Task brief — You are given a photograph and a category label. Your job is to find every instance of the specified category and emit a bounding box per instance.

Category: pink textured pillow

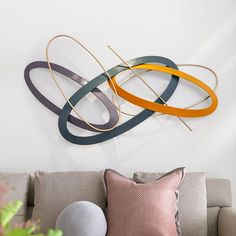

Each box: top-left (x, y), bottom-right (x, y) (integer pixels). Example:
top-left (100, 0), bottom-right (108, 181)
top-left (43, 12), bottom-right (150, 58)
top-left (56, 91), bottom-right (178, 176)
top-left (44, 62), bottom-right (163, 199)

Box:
top-left (104, 168), bottom-right (185, 236)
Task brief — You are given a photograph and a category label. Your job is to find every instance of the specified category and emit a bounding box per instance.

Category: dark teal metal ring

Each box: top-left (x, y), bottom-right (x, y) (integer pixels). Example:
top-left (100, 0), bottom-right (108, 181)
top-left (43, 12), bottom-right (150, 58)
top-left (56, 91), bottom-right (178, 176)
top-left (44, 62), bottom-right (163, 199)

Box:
top-left (58, 56), bottom-right (179, 145)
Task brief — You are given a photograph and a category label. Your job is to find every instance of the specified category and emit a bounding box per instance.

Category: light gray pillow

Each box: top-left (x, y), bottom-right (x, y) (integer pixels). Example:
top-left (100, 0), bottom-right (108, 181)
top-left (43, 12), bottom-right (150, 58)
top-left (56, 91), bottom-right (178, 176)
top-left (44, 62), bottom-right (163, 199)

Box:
top-left (32, 171), bottom-right (106, 233)
top-left (56, 201), bottom-right (107, 236)
top-left (133, 172), bottom-right (207, 236)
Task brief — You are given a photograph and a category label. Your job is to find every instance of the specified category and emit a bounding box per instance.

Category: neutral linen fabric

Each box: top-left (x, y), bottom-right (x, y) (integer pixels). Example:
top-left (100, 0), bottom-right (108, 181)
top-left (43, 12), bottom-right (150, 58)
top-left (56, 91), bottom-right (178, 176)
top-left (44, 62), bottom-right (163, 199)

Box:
top-left (105, 168), bottom-right (185, 236)
top-left (134, 172), bottom-right (207, 236)
top-left (218, 207), bottom-right (236, 236)
top-left (56, 201), bottom-right (107, 236)
top-left (206, 179), bottom-right (232, 207)
top-left (32, 171), bottom-right (106, 233)
top-left (0, 172), bottom-right (30, 222)
top-left (2, 169), bottom-right (230, 236)
top-left (207, 207), bottom-right (220, 236)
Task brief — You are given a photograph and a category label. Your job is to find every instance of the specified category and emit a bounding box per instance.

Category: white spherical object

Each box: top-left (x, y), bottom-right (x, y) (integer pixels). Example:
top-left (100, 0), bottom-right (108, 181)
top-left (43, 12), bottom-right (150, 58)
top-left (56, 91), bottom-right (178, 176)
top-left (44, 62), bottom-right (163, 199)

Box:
top-left (56, 201), bottom-right (107, 236)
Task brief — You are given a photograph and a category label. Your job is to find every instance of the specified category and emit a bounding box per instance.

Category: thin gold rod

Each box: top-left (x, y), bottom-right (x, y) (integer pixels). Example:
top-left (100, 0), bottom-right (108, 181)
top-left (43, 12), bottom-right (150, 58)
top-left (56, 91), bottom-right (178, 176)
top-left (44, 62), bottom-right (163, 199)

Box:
top-left (107, 45), bottom-right (192, 132)
top-left (45, 35), bottom-right (121, 132)
top-left (112, 70), bottom-right (151, 116)
top-left (177, 64), bottom-right (218, 107)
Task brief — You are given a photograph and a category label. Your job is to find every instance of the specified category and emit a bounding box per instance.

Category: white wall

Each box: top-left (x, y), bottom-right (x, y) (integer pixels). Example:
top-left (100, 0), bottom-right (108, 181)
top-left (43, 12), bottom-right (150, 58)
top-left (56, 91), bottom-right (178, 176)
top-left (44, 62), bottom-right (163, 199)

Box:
top-left (1, 0), bottom-right (236, 206)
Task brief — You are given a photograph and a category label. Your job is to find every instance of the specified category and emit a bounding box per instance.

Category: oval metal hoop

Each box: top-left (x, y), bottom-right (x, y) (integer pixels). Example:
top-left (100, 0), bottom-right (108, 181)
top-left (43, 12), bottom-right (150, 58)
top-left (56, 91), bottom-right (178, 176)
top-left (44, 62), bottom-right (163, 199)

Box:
top-left (58, 56), bottom-right (179, 145)
top-left (109, 64), bottom-right (218, 117)
top-left (24, 61), bottom-right (119, 131)
top-left (111, 64), bottom-right (218, 116)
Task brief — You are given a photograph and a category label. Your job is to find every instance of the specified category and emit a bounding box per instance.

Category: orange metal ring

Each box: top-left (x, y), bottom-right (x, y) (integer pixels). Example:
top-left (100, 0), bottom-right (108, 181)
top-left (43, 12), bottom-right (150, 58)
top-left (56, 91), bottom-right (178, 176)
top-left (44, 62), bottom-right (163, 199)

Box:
top-left (108, 64), bottom-right (218, 117)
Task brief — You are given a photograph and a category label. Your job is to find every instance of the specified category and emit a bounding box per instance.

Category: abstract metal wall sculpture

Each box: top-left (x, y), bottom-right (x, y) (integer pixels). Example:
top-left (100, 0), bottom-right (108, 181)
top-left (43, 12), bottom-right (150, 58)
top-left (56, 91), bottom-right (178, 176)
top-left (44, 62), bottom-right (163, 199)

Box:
top-left (24, 35), bottom-right (218, 145)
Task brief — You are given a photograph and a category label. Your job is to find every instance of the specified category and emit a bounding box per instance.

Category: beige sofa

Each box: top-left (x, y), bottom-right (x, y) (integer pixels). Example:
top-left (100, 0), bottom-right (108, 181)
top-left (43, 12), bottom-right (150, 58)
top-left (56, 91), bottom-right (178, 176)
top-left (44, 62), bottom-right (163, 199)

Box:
top-left (0, 171), bottom-right (236, 236)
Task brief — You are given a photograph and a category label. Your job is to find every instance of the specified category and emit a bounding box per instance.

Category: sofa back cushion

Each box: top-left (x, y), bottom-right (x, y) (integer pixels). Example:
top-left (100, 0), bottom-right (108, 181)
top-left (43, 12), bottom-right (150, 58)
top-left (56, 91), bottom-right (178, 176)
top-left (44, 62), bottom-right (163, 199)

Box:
top-left (0, 172), bottom-right (30, 223)
top-left (206, 179), bottom-right (232, 207)
top-left (134, 172), bottom-right (207, 236)
top-left (32, 171), bottom-right (106, 233)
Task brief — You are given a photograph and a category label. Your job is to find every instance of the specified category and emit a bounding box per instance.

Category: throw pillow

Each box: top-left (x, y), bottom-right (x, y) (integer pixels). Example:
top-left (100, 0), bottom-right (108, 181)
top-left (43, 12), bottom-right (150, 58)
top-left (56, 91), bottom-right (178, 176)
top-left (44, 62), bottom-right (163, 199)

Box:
top-left (104, 168), bottom-right (185, 236)
top-left (56, 201), bottom-right (107, 236)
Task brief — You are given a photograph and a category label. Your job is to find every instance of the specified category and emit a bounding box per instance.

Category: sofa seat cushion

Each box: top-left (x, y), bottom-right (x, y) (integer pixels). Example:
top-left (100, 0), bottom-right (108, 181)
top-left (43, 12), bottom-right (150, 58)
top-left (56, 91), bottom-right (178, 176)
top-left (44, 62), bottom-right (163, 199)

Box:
top-left (133, 172), bottom-right (207, 236)
top-left (32, 171), bottom-right (106, 233)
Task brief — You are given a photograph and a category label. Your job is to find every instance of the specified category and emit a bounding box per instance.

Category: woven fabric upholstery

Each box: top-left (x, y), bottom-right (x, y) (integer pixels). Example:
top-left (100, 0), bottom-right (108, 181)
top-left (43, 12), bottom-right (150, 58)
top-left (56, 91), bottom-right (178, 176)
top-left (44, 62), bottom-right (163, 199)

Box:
top-left (1, 171), bottom-right (233, 236)
top-left (32, 171), bottom-right (106, 233)
top-left (134, 172), bottom-right (207, 236)
top-left (0, 172), bottom-right (30, 222)
top-left (218, 207), bottom-right (236, 236)
top-left (207, 207), bottom-right (220, 236)
top-left (105, 168), bottom-right (185, 236)
top-left (206, 179), bottom-right (232, 207)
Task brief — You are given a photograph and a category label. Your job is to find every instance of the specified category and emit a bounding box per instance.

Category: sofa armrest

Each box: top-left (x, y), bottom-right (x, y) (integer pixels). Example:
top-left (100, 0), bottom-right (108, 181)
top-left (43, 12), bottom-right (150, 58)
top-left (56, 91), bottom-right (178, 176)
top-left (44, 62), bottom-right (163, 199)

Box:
top-left (218, 207), bottom-right (236, 236)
